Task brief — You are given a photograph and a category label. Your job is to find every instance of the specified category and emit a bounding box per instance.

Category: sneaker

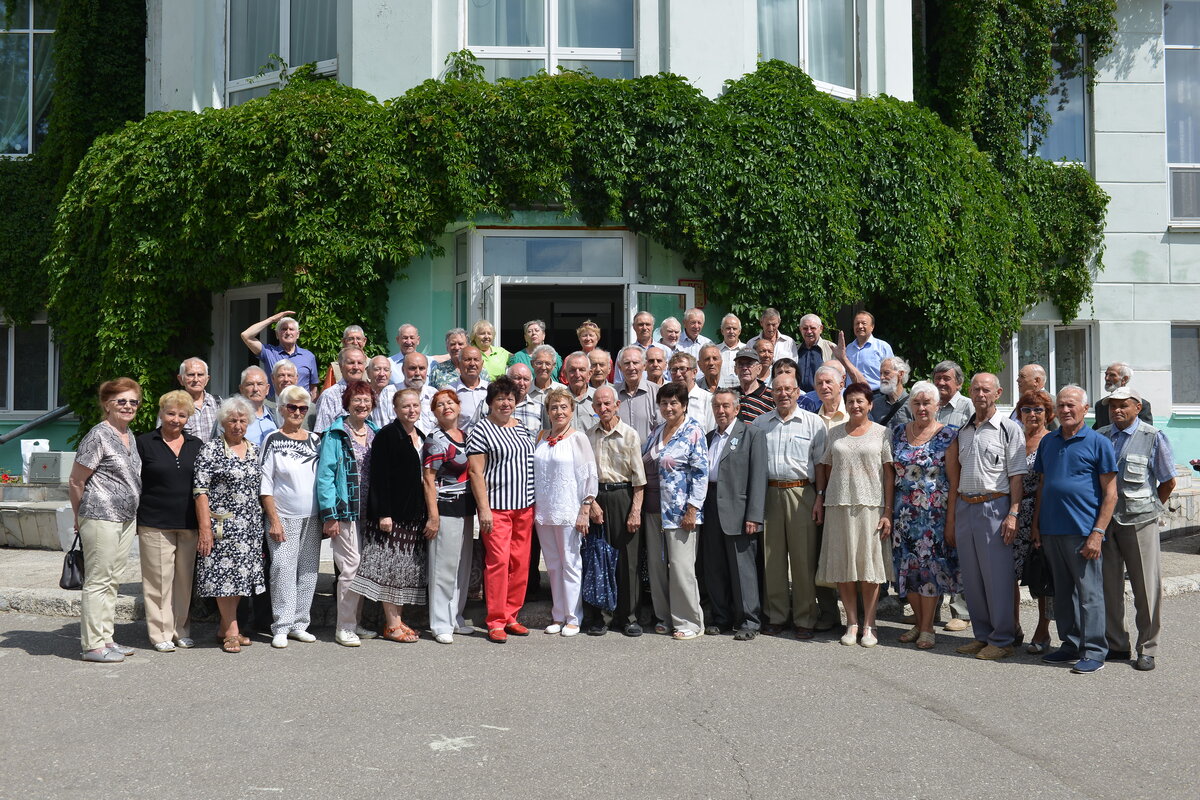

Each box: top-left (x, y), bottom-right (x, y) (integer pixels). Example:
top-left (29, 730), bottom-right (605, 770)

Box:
top-left (174, 637), bottom-right (195, 649)
top-left (434, 633), bottom-right (454, 644)
top-left (81, 647), bottom-right (123, 663)
top-left (975, 644), bottom-right (1014, 660)
top-left (1042, 648), bottom-right (1081, 665)
top-left (944, 618), bottom-right (970, 632)
top-left (271, 634), bottom-right (289, 649)
top-left (1071, 658), bottom-right (1105, 675)
top-left (335, 629), bottom-right (361, 647)
top-left (153, 641), bottom-right (176, 653)
top-left (288, 629), bottom-right (317, 643)
top-left (354, 625), bottom-right (378, 640)
top-left (955, 640), bottom-right (988, 655)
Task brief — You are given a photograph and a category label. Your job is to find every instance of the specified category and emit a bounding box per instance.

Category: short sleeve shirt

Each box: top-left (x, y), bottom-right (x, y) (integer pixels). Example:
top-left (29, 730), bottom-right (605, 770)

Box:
top-left (955, 411), bottom-right (1027, 494)
top-left (261, 343), bottom-right (320, 394)
top-left (259, 430), bottom-right (321, 518)
top-left (76, 422), bottom-right (142, 522)
top-left (423, 428), bottom-right (472, 503)
top-left (1033, 425), bottom-right (1117, 537)
top-left (465, 417), bottom-right (536, 510)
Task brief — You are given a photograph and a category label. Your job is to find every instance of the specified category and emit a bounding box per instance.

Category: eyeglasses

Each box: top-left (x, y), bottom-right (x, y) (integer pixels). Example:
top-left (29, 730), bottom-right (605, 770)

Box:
top-left (284, 404), bottom-right (310, 413)
top-left (1019, 406), bottom-right (1045, 414)
top-left (112, 398), bottom-right (141, 408)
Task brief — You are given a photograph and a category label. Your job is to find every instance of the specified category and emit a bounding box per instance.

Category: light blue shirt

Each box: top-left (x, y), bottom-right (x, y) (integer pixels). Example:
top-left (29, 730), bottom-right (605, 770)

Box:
top-left (845, 335), bottom-right (893, 390)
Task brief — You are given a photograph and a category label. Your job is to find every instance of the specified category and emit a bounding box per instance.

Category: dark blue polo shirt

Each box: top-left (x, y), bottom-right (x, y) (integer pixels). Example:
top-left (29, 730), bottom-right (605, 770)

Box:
top-left (1032, 425), bottom-right (1116, 537)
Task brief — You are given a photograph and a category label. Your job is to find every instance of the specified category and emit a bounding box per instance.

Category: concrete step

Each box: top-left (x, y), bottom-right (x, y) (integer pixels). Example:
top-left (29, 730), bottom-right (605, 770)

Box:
top-left (0, 483), bottom-right (70, 502)
top-left (0, 501), bottom-right (74, 550)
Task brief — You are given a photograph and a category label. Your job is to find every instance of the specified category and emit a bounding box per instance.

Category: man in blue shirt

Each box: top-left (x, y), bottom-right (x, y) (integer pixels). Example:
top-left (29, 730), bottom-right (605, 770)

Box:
top-left (1032, 385), bottom-right (1117, 675)
top-left (240, 310), bottom-right (320, 397)
top-left (843, 311), bottom-right (893, 391)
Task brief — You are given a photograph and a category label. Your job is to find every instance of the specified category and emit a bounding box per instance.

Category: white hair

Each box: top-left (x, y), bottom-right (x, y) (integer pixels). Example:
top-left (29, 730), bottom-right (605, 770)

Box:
top-left (660, 316), bottom-right (681, 332)
top-left (274, 316), bottom-right (299, 331)
top-left (1058, 384), bottom-right (1089, 405)
top-left (721, 313), bottom-right (740, 327)
top-left (178, 357), bottom-right (208, 377)
top-left (216, 395), bottom-right (255, 426)
top-left (239, 365), bottom-right (267, 384)
top-left (397, 323), bottom-right (418, 336)
top-left (619, 345), bottom-right (645, 363)
top-left (684, 308), bottom-right (705, 323)
top-left (799, 313), bottom-right (822, 328)
top-left (1108, 362), bottom-right (1132, 381)
top-left (814, 365), bottom-right (842, 382)
top-left (271, 358), bottom-right (296, 378)
top-left (338, 347), bottom-right (365, 367)
top-left (277, 385), bottom-right (312, 406)
top-left (885, 356), bottom-right (911, 384)
top-left (908, 380), bottom-right (938, 406)
top-left (530, 344), bottom-right (557, 361)
top-left (343, 325), bottom-right (365, 338)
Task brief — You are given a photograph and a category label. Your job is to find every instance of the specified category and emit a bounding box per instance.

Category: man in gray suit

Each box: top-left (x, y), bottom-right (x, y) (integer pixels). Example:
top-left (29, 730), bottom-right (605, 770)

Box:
top-left (700, 388), bottom-right (768, 640)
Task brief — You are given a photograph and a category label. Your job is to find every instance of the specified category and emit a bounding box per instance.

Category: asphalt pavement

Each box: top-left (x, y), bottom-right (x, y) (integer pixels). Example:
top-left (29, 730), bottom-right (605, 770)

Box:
top-left (2, 593), bottom-right (1199, 800)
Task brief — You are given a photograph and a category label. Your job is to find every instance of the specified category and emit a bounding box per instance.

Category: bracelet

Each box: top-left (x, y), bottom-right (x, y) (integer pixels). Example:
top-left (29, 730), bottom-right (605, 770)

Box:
top-left (1091, 527), bottom-right (1105, 535)
top-left (1007, 512), bottom-right (1019, 518)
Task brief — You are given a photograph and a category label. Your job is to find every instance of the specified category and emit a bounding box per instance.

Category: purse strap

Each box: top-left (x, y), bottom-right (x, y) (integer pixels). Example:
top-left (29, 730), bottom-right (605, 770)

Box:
top-left (70, 530), bottom-right (82, 552)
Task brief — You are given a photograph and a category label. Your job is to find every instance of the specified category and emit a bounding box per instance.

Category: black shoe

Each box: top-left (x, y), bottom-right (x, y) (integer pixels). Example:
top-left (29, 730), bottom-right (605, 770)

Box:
top-left (761, 623), bottom-right (784, 636)
top-left (586, 624), bottom-right (608, 636)
top-left (623, 623), bottom-right (643, 637)
top-left (733, 628), bottom-right (758, 641)
top-left (704, 625), bottom-right (724, 636)
top-left (1135, 655), bottom-right (1156, 671)
top-left (1106, 649), bottom-right (1132, 661)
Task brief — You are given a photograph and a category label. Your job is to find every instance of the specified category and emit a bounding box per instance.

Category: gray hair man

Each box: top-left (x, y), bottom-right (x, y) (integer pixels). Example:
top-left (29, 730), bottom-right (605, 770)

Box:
top-left (367, 355), bottom-right (398, 427)
top-left (668, 351), bottom-right (715, 433)
top-left (562, 351), bottom-right (599, 432)
top-left (945, 373), bottom-right (1027, 661)
top-left (450, 345), bottom-right (489, 435)
top-left (176, 357), bottom-right (219, 442)
top-left (239, 310), bottom-right (320, 396)
top-left (232, 365), bottom-right (278, 447)
top-left (396, 351), bottom-right (438, 434)
top-left (1095, 386), bottom-right (1174, 671)
top-left (717, 313), bottom-right (744, 386)
top-left (314, 347), bottom-right (368, 433)
top-left (933, 360), bottom-right (973, 430)
top-left (468, 362), bottom-right (543, 435)
top-left (584, 385), bottom-right (648, 636)
top-left (631, 311), bottom-right (656, 350)
top-left (388, 324), bottom-right (422, 385)
top-left (795, 313), bottom-right (834, 392)
top-left (871, 356), bottom-right (913, 429)
top-left (1093, 361), bottom-right (1153, 429)
top-left (616, 346), bottom-right (660, 442)
top-left (430, 327), bottom-right (469, 389)
top-left (678, 307), bottom-right (713, 358)
top-left (696, 343), bottom-right (728, 392)
top-left (644, 345), bottom-right (668, 387)
top-left (528, 344), bottom-right (566, 405)
top-left (746, 307), bottom-right (797, 363)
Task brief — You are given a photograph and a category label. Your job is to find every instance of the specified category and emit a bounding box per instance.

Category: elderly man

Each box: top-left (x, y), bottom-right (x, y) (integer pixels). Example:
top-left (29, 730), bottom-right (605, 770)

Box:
top-left (227, 366), bottom-right (278, 447)
top-left (367, 355), bottom-right (398, 427)
top-left (562, 351), bottom-right (599, 432)
top-left (324, 325), bottom-right (368, 386)
top-left (669, 352), bottom-right (715, 432)
top-left (946, 373), bottom-right (1027, 661)
top-left (528, 344), bottom-right (566, 405)
top-left (843, 310), bottom-right (893, 390)
top-left (754, 338), bottom-right (776, 388)
top-left (176, 357), bottom-right (219, 442)
top-left (746, 307), bottom-right (796, 363)
top-left (470, 363), bottom-right (544, 435)
top-left (1096, 387), bottom-right (1173, 671)
top-left (696, 344), bottom-right (728, 392)
top-left (451, 346), bottom-right (489, 435)
top-left (795, 314), bottom-right (834, 392)
top-left (239, 310), bottom-right (320, 396)
top-left (735, 346), bottom-right (774, 424)
top-left (430, 327), bottom-right (469, 389)
top-left (616, 346), bottom-right (660, 443)
top-left (588, 348), bottom-right (615, 392)
top-left (392, 351), bottom-right (438, 434)
top-left (387, 323), bottom-right (422, 384)
top-left (314, 347), bottom-right (368, 433)
top-left (810, 363), bottom-right (847, 427)
top-left (716, 314), bottom-right (744, 386)
top-left (702, 388), bottom-right (768, 639)
top-left (871, 356), bottom-right (913, 428)
top-left (678, 308), bottom-right (713, 358)
top-left (657, 317), bottom-right (682, 356)
top-left (265, 358), bottom-right (298, 423)
top-left (644, 345), bottom-right (668, 387)
top-left (752, 373), bottom-right (834, 637)
top-left (631, 311), bottom-right (656, 351)
top-left (1093, 362), bottom-right (1154, 429)
top-left (1008, 363), bottom-right (1059, 430)
top-left (933, 360), bottom-right (974, 430)
top-left (1033, 386), bottom-right (1117, 674)
top-left (585, 385), bottom-right (648, 637)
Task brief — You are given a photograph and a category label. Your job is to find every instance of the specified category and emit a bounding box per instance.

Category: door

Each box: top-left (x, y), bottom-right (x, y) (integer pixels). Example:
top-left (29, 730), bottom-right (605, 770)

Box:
top-left (628, 284), bottom-right (696, 345)
top-left (500, 285), bottom-right (625, 355)
top-left (213, 285), bottom-right (283, 397)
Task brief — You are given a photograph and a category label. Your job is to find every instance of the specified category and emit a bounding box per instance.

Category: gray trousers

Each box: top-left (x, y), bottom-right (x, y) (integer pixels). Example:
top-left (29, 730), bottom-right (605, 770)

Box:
top-left (427, 514), bottom-right (474, 636)
top-left (955, 497), bottom-right (1016, 647)
top-left (1043, 534), bottom-right (1107, 661)
top-left (645, 513), bottom-right (703, 634)
top-left (1103, 519), bottom-right (1162, 656)
top-left (266, 516), bottom-right (323, 635)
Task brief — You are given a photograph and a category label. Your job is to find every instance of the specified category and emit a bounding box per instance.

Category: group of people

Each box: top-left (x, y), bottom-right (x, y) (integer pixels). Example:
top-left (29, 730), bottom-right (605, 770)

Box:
top-left (67, 307), bottom-right (1174, 675)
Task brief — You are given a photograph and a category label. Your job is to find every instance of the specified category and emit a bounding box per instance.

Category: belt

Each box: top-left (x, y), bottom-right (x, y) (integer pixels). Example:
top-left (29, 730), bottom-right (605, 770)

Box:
top-left (768, 479), bottom-right (810, 489)
top-left (959, 492), bottom-right (1008, 504)
top-left (598, 482), bottom-right (632, 492)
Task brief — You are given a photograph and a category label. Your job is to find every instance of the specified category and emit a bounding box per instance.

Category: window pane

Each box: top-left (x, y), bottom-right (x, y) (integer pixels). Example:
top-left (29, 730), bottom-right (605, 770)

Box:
top-left (483, 236), bottom-right (623, 277)
top-left (1173, 325), bottom-right (1200, 402)
top-left (227, 298), bottom-right (264, 391)
top-left (468, 0), bottom-right (544, 47)
top-left (229, 0), bottom-right (280, 81)
top-left (557, 59), bottom-right (634, 79)
top-left (0, 33), bottom-right (30, 154)
top-left (1037, 67), bottom-right (1087, 162)
top-left (1167, 49), bottom-right (1200, 164)
top-left (808, 0), bottom-right (854, 88)
top-left (0, 1), bottom-right (30, 29)
top-left (456, 234), bottom-right (468, 276)
top-left (1053, 328), bottom-right (1087, 394)
top-left (1172, 167), bottom-right (1200, 219)
top-left (13, 324), bottom-right (48, 411)
top-left (290, 0), bottom-right (336, 65)
top-left (31, 31), bottom-right (48, 150)
top-left (455, 281), bottom-right (468, 329)
top-left (559, 0), bottom-right (633, 49)
top-left (758, 0), bottom-right (799, 64)
top-left (480, 58), bottom-right (543, 81)
top-left (33, 0), bottom-right (56, 29)
top-left (1017, 324), bottom-right (1050, 382)
top-left (0, 326), bottom-right (8, 408)
top-left (1165, 0), bottom-right (1200, 46)
top-left (228, 82), bottom-right (275, 106)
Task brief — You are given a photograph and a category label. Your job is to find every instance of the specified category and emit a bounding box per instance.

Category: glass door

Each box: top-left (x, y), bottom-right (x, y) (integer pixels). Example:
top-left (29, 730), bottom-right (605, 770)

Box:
top-left (627, 284), bottom-right (695, 348)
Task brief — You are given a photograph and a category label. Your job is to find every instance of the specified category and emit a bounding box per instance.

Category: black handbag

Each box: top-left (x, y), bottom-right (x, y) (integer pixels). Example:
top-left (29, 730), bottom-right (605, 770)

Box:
top-left (1021, 544), bottom-right (1053, 598)
top-left (59, 531), bottom-right (85, 590)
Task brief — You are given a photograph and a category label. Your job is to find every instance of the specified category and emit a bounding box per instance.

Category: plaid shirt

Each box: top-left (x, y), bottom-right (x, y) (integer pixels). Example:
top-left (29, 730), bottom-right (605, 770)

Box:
top-left (182, 392), bottom-right (219, 443)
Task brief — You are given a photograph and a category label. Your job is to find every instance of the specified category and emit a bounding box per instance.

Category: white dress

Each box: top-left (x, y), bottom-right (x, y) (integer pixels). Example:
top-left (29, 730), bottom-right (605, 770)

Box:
top-left (533, 432), bottom-right (598, 526)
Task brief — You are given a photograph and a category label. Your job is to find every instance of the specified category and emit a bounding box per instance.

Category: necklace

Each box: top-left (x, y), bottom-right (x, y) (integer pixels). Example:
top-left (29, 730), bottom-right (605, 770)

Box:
top-left (547, 429), bottom-right (570, 446)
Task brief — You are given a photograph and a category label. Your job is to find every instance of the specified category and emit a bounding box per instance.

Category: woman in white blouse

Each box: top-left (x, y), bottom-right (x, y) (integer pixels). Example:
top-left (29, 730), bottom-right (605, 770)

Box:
top-left (533, 389), bottom-right (598, 636)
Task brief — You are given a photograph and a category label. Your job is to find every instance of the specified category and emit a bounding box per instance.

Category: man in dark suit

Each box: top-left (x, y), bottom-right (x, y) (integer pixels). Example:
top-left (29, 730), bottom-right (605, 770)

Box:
top-left (1093, 362), bottom-right (1153, 429)
top-left (700, 387), bottom-right (768, 640)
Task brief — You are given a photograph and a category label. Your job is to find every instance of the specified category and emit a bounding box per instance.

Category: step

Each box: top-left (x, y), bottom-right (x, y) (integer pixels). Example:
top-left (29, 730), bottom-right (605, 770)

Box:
top-left (0, 501), bottom-right (74, 550)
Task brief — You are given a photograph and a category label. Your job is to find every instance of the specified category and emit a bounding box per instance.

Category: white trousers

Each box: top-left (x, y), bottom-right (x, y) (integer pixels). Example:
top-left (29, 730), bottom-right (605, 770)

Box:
top-left (79, 518), bottom-right (136, 651)
top-left (536, 522), bottom-right (583, 626)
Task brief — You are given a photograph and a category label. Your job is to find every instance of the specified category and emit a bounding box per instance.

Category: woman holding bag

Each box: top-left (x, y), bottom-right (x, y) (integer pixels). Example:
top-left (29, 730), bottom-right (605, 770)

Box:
top-left (1014, 389), bottom-right (1056, 654)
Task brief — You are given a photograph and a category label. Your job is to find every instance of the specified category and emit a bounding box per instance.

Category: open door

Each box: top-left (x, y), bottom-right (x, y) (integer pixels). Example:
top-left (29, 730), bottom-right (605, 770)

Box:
top-left (627, 284), bottom-right (695, 347)
top-left (475, 275), bottom-right (501, 332)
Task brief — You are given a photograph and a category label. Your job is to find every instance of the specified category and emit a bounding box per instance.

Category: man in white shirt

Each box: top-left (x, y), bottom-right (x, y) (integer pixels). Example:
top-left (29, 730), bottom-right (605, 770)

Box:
top-left (588, 348), bottom-right (615, 392)
top-left (367, 355), bottom-right (398, 427)
top-left (451, 346), bottom-right (489, 435)
top-left (716, 313), bottom-right (744, 386)
top-left (668, 351), bottom-right (715, 432)
top-left (746, 307), bottom-right (796, 363)
top-left (314, 347), bottom-right (367, 433)
top-left (657, 317), bottom-right (682, 357)
top-left (396, 352), bottom-right (439, 435)
top-left (527, 344), bottom-right (566, 405)
top-left (562, 351), bottom-right (599, 432)
top-left (616, 346), bottom-right (660, 443)
top-left (631, 311), bottom-right (656, 352)
top-left (644, 345), bottom-right (668, 388)
top-left (387, 323), bottom-right (422, 385)
top-left (696, 343), bottom-right (731, 391)
top-left (678, 308), bottom-right (713, 358)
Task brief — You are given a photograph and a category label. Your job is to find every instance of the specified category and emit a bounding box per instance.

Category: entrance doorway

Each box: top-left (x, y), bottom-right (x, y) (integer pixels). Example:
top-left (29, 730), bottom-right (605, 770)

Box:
top-left (499, 285), bottom-right (625, 357)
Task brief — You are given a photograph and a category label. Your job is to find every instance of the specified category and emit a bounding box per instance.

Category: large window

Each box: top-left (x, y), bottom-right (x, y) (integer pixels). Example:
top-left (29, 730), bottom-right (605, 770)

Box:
top-left (757, 0), bottom-right (855, 97)
top-left (1166, 0), bottom-right (1200, 220)
top-left (0, 320), bottom-right (60, 413)
top-left (0, 0), bottom-right (55, 156)
top-left (1172, 324), bottom-right (1200, 403)
top-left (1036, 51), bottom-right (1088, 164)
top-left (226, 0), bottom-right (337, 107)
top-left (465, 0), bottom-right (636, 81)
top-left (997, 323), bottom-right (1093, 405)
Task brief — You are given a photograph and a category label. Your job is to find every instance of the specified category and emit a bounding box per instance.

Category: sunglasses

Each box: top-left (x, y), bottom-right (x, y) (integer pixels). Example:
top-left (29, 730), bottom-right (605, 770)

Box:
top-left (284, 404), bottom-right (310, 413)
top-left (1019, 406), bottom-right (1045, 414)
top-left (112, 398), bottom-right (141, 407)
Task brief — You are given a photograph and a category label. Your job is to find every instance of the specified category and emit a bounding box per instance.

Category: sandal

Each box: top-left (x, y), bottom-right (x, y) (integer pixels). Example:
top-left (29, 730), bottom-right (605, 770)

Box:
top-left (382, 623), bottom-right (419, 643)
top-left (916, 631), bottom-right (936, 650)
top-left (672, 629), bottom-right (699, 640)
top-left (654, 622), bottom-right (671, 635)
top-left (215, 633), bottom-right (251, 646)
top-left (898, 625), bottom-right (921, 644)
top-left (221, 635), bottom-right (241, 653)
top-left (1026, 640), bottom-right (1050, 655)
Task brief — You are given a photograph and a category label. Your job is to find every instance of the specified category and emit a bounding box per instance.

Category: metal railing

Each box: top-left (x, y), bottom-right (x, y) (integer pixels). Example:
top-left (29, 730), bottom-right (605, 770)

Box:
top-left (0, 405), bottom-right (73, 445)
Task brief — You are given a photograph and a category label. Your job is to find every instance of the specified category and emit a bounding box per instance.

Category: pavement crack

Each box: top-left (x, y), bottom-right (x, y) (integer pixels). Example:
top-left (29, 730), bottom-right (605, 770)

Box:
top-left (691, 707), bottom-right (755, 799)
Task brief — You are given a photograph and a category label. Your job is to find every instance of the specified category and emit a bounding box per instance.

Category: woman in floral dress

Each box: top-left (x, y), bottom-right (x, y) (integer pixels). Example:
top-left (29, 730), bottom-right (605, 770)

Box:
top-left (1013, 389), bottom-right (1055, 654)
top-left (890, 381), bottom-right (960, 650)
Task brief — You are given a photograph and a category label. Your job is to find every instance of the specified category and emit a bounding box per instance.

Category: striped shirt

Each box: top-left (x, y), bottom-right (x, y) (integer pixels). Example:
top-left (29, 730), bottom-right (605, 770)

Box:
top-left (466, 417), bottom-right (536, 510)
top-left (738, 382), bottom-right (775, 424)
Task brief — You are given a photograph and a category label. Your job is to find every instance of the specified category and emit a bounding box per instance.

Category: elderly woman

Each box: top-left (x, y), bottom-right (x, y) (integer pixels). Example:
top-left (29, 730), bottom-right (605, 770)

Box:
top-left (816, 382), bottom-right (895, 648)
top-left (1014, 389), bottom-right (1056, 654)
top-left (642, 381), bottom-right (709, 640)
top-left (430, 327), bottom-right (469, 389)
top-left (350, 388), bottom-right (429, 642)
top-left (509, 319), bottom-right (562, 377)
top-left (136, 390), bottom-right (204, 652)
top-left (316, 380), bottom-right (380, 647)
top-left (890, 381), bottom-right (959, 650)
top-left (193, 396), bottom-right (266, 653)
top-left (467, 376), bottom-right (537, 643)
top-left (259, 385), bottom-right (322, 649)
top-left (69, 378), bottom-right (144, 663)
top-left (534, 389), bottom-right (598, 636)
top-left (471, 320), bottom-right (511, 382)
top-left (422, 389), bottom-right (477, 644)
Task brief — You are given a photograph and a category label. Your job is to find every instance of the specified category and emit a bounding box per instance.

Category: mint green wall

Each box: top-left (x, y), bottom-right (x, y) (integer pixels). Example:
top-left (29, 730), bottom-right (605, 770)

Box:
top-left (1156, 417), bottom-right (1200, 466)
top-left (0, 419), bottom-right (79, 476)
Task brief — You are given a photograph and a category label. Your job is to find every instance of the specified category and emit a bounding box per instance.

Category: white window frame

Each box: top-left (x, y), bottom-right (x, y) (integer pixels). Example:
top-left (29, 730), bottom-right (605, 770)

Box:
top-left (461, 0), bottom-right (637, 79)
top-left (224, 0), bottom-right (338, 107)
top-left (1165, 3), bottom-right (1200, 223)
top-left (1170, 322), bottom-right (1200, 412)
top-left (757, 0), bottom-right (858, 100)
top-left (998, 321), bottom-right (1094, 411)
top-left (0, 316), bottom-right (61, 416)
top-left (0, 1), bottom-right (54, 159)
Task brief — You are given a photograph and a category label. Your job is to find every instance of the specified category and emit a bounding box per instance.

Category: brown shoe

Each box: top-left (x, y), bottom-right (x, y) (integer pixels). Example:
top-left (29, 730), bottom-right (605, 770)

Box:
top-left (975, 644), bottom-right (1014, 660)
top-left (955, 640), bottom-right (987, 655)
top-left (944, 618), bottom-right (970, 632)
